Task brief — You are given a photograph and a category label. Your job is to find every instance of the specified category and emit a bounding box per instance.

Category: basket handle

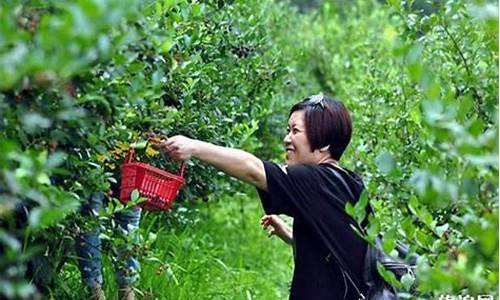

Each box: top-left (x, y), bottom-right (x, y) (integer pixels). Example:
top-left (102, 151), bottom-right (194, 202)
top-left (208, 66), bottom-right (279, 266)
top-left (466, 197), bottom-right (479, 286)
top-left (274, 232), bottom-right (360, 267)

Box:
top-left (178, 162), bottom-right (186, 177)
top-left (152, 140), bottom-right (186, 177)
top-left (125, 148), bottom-right (135, 163)
top-left (126, 145), bottom-right (186, 177)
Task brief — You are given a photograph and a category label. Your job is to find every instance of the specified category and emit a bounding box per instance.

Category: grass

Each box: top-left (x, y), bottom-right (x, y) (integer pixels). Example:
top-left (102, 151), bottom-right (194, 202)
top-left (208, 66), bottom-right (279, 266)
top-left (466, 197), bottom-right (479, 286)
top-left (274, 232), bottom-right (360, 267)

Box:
top-left (52, 189), bottom-right (293, 299)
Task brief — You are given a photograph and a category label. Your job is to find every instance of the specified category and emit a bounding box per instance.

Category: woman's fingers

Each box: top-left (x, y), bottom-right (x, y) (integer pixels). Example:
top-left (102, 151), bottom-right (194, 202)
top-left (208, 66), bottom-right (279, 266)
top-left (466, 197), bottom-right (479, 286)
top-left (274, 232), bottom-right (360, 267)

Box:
top-left (261, 215), bottom-right (274, 222)
top-left (160, 139), bottom-right (181, 158)
top-left (261, 219), bottom-right (270, 228)
top-left (165, 146), bottom-right (179, 155)
top-left (260, 218), bottom-right (284, 237)
top-left (147, 132), bottom-right (167, 145)
top-left (267, 227), bottom-right (275, 237)
top-left (164, 138), bottom-right (176, 148)
top-left (261, 218), bottom-right (273, 227)
top-left (158, 136), bottom-right (193, 161)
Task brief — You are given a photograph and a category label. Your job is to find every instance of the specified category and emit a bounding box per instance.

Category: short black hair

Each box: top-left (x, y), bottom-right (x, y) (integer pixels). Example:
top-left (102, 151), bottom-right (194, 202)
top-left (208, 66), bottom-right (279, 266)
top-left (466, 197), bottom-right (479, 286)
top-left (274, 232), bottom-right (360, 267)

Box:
top-left (289, 94), bottom-right (352, 160)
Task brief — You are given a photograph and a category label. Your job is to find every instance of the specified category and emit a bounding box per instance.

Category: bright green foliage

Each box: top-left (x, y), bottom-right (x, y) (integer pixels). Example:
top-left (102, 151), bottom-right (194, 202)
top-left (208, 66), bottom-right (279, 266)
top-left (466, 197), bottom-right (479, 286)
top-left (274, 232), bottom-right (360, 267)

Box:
top-left (49, 193), bottom-right (293, 299)
top-left (0, 0), bottom-right (142, 88)
top-left (0, 0), bottom-right (497, 299)
top-left (1, 0), bottom-right (294, 298)
top-left (288, 0), bottom-right (498, 297)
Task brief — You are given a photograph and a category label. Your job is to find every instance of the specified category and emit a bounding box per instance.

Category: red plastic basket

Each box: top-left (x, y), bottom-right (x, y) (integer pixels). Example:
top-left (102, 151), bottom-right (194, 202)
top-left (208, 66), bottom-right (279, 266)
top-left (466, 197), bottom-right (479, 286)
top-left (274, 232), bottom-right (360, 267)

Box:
top-left (119, 147), bottom-right (185, 211)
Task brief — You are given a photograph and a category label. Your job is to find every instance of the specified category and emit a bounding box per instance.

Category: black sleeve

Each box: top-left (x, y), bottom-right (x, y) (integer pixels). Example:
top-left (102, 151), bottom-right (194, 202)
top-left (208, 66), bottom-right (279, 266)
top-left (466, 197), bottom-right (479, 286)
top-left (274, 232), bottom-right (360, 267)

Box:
top-left (257, 160), bottom-right (322, 217)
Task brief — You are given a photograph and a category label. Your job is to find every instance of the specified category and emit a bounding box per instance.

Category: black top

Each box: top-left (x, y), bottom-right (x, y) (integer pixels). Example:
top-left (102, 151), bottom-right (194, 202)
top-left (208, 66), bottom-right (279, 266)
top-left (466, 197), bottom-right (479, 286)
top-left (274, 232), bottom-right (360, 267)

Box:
top-left (257, 161), bottom-right (368, 300)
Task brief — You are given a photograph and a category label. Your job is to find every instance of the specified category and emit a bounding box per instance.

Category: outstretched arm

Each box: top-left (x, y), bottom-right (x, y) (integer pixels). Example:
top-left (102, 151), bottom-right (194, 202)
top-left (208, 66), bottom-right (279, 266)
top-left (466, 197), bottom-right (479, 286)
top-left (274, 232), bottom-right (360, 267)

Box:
top-left (160, 135), bottom-right (267, 191)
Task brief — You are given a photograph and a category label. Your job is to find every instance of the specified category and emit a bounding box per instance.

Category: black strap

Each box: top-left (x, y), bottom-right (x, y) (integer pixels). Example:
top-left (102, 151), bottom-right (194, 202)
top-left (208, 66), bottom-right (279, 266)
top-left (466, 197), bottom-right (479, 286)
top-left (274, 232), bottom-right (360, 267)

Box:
top-left (308, 217), bottom-right (366, 299)
top-left (322, 232), bottom-right (366, 299)
top-left (315, 164), bottom-right (367, 299)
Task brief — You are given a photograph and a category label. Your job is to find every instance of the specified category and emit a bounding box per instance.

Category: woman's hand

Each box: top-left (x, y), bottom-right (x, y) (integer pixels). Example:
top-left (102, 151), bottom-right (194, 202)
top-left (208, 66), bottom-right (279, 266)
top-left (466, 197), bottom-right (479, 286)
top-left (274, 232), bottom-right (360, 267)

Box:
top-left (160, 135), bottom-right (198, 161)
top-left (261, 215), bottom-right (293, 245)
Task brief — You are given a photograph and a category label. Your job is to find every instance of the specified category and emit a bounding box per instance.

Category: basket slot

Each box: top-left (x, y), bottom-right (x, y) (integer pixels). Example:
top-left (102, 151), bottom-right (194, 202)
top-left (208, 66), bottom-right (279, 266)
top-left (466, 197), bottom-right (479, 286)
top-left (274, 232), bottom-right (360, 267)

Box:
top-left (140, 177), bottom-right (148, 196)
top-left (144, 172), bottom-right (157, 195)
top-left (161, 180), bottom-right (171, 202)
top-left (122, 177), bottom-right (135, 186)
top-left (148, 177), bottom-right (156, 197)
top-left (149, 176), bottom-right (155, 196)
top-left (152, 176), bottom-right (161, 196)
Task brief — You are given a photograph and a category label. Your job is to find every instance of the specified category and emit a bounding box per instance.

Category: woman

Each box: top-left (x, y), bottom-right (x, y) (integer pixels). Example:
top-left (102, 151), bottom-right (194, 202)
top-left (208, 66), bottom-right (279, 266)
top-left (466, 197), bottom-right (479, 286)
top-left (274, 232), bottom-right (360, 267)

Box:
top-left (160, 94), bottom-right (368, 299)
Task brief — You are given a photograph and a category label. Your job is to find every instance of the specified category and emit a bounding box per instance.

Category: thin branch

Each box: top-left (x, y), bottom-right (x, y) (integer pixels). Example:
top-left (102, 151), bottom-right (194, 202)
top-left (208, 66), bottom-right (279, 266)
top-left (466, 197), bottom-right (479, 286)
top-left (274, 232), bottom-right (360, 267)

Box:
top-left (441, 20), bottom-right (486, 120)
top-left (442, 21), bottom-right (473, 79)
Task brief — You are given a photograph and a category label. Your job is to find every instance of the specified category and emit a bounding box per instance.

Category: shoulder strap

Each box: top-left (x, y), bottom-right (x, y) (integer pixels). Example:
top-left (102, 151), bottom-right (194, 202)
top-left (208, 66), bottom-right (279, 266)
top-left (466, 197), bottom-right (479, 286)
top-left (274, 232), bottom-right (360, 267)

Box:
top-left (324, 235), bottom-right (367, 299)
top-left (317, 164), bottom-right (368, 299)
top-left (306, 215), bottom-right (367, 299)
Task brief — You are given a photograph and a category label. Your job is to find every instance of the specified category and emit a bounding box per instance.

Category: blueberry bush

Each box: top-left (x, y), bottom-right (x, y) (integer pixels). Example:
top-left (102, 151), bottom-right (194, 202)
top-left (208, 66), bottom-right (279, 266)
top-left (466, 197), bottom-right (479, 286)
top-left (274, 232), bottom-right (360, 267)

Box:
top-left (286, 0), bottom-right (498, 297)
top-left (0, 0), bottom-right (497, 299)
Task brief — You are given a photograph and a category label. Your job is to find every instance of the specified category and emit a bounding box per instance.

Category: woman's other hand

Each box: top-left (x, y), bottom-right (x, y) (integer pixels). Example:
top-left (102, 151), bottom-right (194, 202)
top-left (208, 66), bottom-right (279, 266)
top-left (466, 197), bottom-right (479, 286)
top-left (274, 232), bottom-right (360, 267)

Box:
top-left (260, 215), bottom-right (293, 245)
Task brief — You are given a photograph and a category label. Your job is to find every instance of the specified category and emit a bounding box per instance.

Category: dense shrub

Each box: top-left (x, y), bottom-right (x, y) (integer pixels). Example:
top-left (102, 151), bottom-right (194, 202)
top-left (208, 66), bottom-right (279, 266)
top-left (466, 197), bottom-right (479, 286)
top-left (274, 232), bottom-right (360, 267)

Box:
top-left (0, 0), bottom-right (497, 298)
top-left (0, 0), bottom-right (294, 297)
top-left (285, 0), bottom-right (498, 297)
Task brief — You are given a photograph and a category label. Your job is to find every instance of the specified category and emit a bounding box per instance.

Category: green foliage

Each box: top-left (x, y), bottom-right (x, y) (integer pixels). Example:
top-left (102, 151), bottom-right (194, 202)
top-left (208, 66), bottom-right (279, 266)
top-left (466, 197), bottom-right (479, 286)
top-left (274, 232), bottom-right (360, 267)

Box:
top-left (0, 0), bottom-right (497, 298)
top-left (51, 194), bottom-right (293, 300)
top-left (290, 0), bottom-right (498, 297)
top-left (1, 0), bottom-right (295, 298)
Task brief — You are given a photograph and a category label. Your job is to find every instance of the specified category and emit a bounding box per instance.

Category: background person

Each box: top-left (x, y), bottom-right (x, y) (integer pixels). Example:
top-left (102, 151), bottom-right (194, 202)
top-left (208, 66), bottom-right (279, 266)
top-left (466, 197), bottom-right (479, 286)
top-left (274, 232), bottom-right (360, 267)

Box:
top-left (75, 191), bottom-right (141, 300)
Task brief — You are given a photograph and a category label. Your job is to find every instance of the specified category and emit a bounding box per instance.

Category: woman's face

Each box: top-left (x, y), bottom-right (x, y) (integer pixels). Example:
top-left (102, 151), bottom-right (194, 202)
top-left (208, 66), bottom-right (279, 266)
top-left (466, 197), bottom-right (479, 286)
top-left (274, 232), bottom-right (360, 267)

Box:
top-left (283, 110), bottom-right (315, 166)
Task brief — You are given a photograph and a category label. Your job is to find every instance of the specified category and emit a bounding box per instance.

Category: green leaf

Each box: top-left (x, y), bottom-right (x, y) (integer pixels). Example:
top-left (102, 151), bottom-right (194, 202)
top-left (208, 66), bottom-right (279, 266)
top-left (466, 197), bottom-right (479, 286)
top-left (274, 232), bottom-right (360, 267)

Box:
top-left (148, 232), bottom-right (158, 244)
top-left (382, 237), bottom-right (396, 254)
top-left (435, 223), bottom-right (449, 237)
top-left (0, 230), bottom-right (21, 251)
top-left (46, 152), bottom-right (67, 169)
top-left (36, 173), bottom-right (51, 185)
top-left (407, 195), bottom-right (419, 216)
top-left (354, 191), bottom-right (368, 224)
top-left (131, 140), bottom-right (148, 149)
top-left (165, 266), bottom-right (179, 285)
top-left (345, 202), bottom-right (355, 219)
top-left (161, 39), bottom-right (173, 53)
top-left (22, 112), bottom-right (52, 133)
top-left (164, 0), bottom-right (176, 10)
top-left (376, 151), bottom-right (396, 176)
top-left (386, 0), bottom-right (402, 9)
top-left (131, 189), bottom-right (140, 202)
top-left (28, 207), bottom-right (68, 229)
top-left (409, 104), bottom-right (421, 124)
top-left (406, 42), bottom-right (424, 64)
top-left (192, 4), bottom-right (202, 16)
top-left (400, 273), bottom-right (415, 291)
top-left (376, 262), bottom-right (401, 289)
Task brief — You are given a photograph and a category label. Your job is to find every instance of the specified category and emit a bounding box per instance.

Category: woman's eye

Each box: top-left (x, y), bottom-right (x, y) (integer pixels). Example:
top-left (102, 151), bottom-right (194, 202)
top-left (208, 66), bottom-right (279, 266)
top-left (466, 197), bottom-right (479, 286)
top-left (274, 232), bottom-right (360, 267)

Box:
top-left (286, 127), bottom-right (299, 134)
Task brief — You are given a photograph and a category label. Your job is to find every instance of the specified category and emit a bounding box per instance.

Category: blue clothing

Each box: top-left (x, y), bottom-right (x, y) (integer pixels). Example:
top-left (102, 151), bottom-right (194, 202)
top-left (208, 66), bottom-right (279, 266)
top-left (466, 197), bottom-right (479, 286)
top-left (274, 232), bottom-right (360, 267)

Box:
top-left (74, 192), bottom-right (141, 288)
